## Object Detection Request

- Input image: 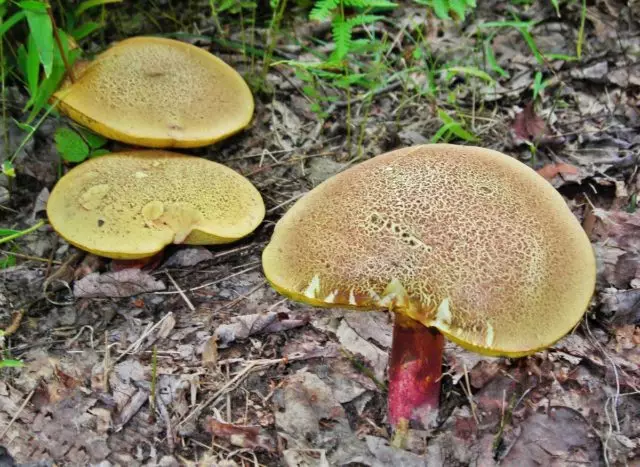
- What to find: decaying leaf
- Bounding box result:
[205,417,275,452]
[512,101,546,144]
[214,310,308,348]
[500,407,603,464]
[74,268,166,298]
[535,162,579,181]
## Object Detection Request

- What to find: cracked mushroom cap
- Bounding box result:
[47,150,265,259]
[53,36,254,148]
[262,144,596,357]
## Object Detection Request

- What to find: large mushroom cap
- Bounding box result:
[262,144,596,357]
[47,150,265,259]
[53,36,254,148]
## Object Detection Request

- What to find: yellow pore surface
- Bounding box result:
[262,144,596,357]
[47,151,265,259]
[54,37,254,148]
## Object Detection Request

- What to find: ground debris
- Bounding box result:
[214,309,309,348]
[205,417,275,452]
[74,268,166,298]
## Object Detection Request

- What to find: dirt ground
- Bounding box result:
[0,1,639,466]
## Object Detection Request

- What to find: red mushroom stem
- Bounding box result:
[388,313,444,444]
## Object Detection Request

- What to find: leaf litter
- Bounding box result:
[0,1,639,466]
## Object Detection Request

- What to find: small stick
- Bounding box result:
[165,272,195,311]
[46,3,75,83]
[150,345,158,413]
[3,310,24,336]
[0,389,35,440]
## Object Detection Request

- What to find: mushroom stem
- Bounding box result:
[388,313,444,443]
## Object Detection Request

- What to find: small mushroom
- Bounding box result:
[262,144,595,443]
[47,150,264,259]
[54,36,254,148]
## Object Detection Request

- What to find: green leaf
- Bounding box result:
[0,254,16,269]
[17,0,47,12]
[0,10,26,39]
[348,14,383,27]
[449,0,468,19]
[71,21,102,40]
[309,0,338,21]
[2,160,15,178]
[431,0,450,19]
[24,3,53,77]
[74,0,122,16]
[78,127,108,149]
[26,33,40,98]
[54,127,90,162]
[478,20,536,29]
[13,119,34,133]
[89,148,110,157]
[0,229,20,236]
[484,41,508,78]
[446,66,495,84]
[0,359,24,368]
[331,18,351,61]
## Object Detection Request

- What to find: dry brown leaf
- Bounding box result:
[205,417,275,452]
[73,268,166,298]
[512,101,546,143]
[535,162,579,181]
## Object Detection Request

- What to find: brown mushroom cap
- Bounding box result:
[262,144,596,357]
[53,36,254,148]
[47,150,265,259]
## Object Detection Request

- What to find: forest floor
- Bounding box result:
[0,1,639,466]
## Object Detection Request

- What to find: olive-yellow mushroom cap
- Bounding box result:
[262,144,596,357]
[53,36,254,148]
[47,151,265,259]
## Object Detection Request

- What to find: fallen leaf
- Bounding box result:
[512,101,546,143]
[601,288,640,324]
[214,311,308,348]
[335,319,388,381]
[73,268,166,298]
[201,336,218,369]
[163,247,214,268]
[535,162,579,181]
[205,417,275,452]
[500,407,603,464]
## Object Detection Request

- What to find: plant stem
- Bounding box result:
[388,313,444,447]
[0,220,46,246]
[262,0,288,81]
[46,2,75,83]
[150,345,158,412]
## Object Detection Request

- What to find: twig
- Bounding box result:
[165,272,195,311]
[3,310,24,336]
[0,250,62,264]
[154,265,260,295]
[462,363,479,425]
[113,312,174,364]
[0,389,35,440]
[177,353,304,430]
[46,3,75,83]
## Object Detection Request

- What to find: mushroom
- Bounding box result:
[262,144,595,443]
[47,150,265,259]
[53,36,254,148]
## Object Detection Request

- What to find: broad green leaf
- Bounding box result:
[449,0,468,19]
[17,0,47,12]
[54,127,89,162]
[89,148,110,157]
[16,44,28,81]
[12,119,34,133]
[431,0,450,20]
[74,0,122,17]
[0,11,26,39]
[24,4,53,77]
[78,128,108,149]
[26,33,40,98]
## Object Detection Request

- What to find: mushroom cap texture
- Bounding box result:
[53,36,254,148]
[262,144,596,357]
[47,151,265,259]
